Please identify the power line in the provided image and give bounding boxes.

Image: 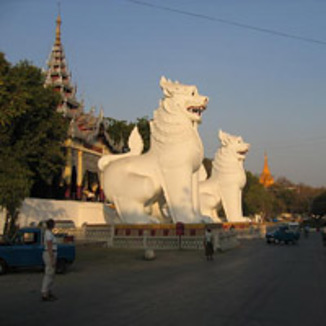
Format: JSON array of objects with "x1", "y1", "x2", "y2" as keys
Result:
[
  {"x1": 253, "y1": 136, "x2": 326, "y2": 151},
  {"x1": 127, "y1": 0, "x2": 326, "y2": 46}
]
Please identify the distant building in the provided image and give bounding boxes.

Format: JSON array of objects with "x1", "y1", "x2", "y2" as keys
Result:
[
  {"x1": 259, "y1": 153, "x2": 274, "y2": 188},
  {"x1": 44, "y1": 12, "x2": 122, "y2": 201}
]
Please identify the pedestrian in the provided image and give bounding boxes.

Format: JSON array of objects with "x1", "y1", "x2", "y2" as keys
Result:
[
  {"x1": 41, "y1": 219, "x2": 58, "y2": 301},
  {"x1": 204, "y1": 227, "x2": 214, "y2": 261},
  {"x1": 304, "y1": 225, "x2": 310, "y2": 238}
]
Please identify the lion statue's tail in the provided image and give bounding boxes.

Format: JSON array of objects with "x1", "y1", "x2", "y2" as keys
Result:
[{"x1": 98, "y1": 126, "x2": 144, "y2": 171}]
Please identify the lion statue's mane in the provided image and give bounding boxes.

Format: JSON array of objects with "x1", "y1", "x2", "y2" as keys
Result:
[{"x1": 98, "y1": 76, "x2": 208, "y2": 223}]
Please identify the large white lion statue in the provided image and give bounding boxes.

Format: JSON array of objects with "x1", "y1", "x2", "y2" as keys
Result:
[
  {"x1": 199, "y1": 130, "x2": 250, "y2": 223},
  {"x1": 98, "y1": 77, "x2": 208, "y2": 223}
]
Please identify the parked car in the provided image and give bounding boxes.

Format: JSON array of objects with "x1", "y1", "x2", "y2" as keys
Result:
[
  {"x1": 0, "y1": 227, "x2": 75, "y2": 275},
  {"x1": 266, "y1": 225, "x2": 300, "y2": 245},
  {"x1": 287, "y1": 222, "x2": 300, "y2": 232}
]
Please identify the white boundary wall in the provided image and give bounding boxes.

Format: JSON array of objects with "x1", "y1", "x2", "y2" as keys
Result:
[{"x1": 15, "y1": 198, "x2": 108, "y2": 228}]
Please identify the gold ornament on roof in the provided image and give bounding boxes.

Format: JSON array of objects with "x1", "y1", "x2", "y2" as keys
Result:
[{"x1": 55, "y1": 3, "x2": 61, "y2": 45}]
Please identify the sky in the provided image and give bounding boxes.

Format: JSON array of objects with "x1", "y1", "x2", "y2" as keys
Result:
[{"x1": 1, "y1": 0, "x2": 326, "y2": 188}]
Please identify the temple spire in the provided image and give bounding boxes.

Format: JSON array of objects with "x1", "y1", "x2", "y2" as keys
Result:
[
  {"x1": 259, "y1": 152, "x2": 274, "y2": 187},
  {"x1": 55, "y1": 3, "x2": 61, "y2": 45},
  {"x1": 44, "y1": 8, "x2": 82, "y2": 118}
]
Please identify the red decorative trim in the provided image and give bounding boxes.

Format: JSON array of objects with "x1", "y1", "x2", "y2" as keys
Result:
[
  {"x1": 64, "y1": 186, "x2": 71, "y2": 199},
  {"x1": 100, "y1": 189, "x2": 105, "y2": 202},
  {"x1": 76, "y1": 186, "x2": 82, "y2": 200}
]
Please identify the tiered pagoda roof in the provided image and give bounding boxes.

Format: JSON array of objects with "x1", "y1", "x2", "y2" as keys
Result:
[
  {"x1": 44, "y1": 12, "x2": 122, "y2": 153},
  {"x1": 44, "y1": 13, "x2": 82, "y2": 119}
]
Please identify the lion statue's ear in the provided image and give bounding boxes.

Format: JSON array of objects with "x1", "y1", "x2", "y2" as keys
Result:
[
  {"x1": 160, "y1": 76, "x2": 168, "y2": 85},
  {"x1": 160, "y1": 76, "x2": 173, "y2": 97},
  {"x1": 162, "y1": 88, "x2": 173, "y2": 97},
  {"x1": 219, "y1": 130, "x2": 228, "y2": 146}
]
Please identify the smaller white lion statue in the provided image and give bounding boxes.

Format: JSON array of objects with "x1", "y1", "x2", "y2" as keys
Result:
[{"x1": 199, "y1": 130, "x2": 250, "y2": 223}]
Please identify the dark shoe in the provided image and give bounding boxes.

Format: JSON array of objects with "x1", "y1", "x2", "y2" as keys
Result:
[
  {"x1": 49, "y1": 293, "x2": 58, "y2": 301},
  {"x1": 42, "y1": 295, "x2": 57, "y2": 302}
]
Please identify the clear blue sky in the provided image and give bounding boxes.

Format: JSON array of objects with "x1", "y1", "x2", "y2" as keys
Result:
[{"x1": 1, "y1": 0, "x2": 326, "y2": 187}]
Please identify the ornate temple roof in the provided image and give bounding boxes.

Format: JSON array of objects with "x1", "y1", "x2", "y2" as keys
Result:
[
  {"x1": 259, "y1": 153, "x2": 275, "y2": 187},
  {"x1": 44, "y1": 11, "x2": 122, "y2": 153},
  {"x1": 44, "y1": 12, "x2": 82, "y2": 119}
]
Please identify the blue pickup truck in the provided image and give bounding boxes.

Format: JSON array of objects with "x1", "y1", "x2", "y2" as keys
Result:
[
  {"x1": 266, "y1": 225, "x2": 300, "y2": 245},
  {"x1": 0, "y1": 227, "x2": 75, "y2": 275}
]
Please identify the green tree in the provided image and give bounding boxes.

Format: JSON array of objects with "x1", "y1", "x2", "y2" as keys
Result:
[
  {"x1": 269, "y1": 178, "x2": 297, "y2": 215},
  {"x1": 105, "y1": 116, "x2": 151, "y2": 153},
  {"x1": 136, "y1": 117, "x2": 150, "y2": 152},
  {"x1": 311, "y1": 191, "x2": 326, "y2": 217},
  {"x1": 105, "y1": 117, "x2": 134, "y2": 151},
  {"x1": 268, "y1": 178, "x2": 324, "y2": 218},
  {"x1": 243, "y1": 171, "x2": 275, "y2": 220},
  {"x1": 294, "y1": 184, "x2": 320, "y2": 215},
  {"x1": 0, "y1": 53, "x2": 68, "y2": 235}
]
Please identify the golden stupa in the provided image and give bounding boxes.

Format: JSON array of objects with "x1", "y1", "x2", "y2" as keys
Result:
[{"x1": 259, "y1": 153, "x2": 274, "y2": 187}]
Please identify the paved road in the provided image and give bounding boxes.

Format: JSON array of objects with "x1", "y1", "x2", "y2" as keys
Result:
[{"x1": 1, "y1": 233, "x2": 325, "y2": 326}]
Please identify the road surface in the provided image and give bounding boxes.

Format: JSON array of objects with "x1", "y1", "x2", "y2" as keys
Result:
[{"x1": 0, "y1": 232, "x2": 325, "y2": 326}]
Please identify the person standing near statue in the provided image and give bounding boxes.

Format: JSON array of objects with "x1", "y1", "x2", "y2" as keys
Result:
[
  {"x1": 204, "y1": 228, "x2": 214, "y2": 261},
  {"x1": 41, "y1": 219, "x2": 58, "y2": 301}
]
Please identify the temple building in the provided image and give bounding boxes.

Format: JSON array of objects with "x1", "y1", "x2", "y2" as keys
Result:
[
  {"x1": 259, "y1": 153, "x2": 274, "y2": 188},
  {"x1": 44, "y1": 12, "x2": 122, "y2": 201}
]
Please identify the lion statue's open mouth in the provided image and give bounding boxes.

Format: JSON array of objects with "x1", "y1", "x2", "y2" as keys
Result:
[
  {"x1": 237, "y1": 149, "x2": 249, "y2": 160},
  {"x1": 187, "y1": 106, "x2": 206, "y2": 117}
]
